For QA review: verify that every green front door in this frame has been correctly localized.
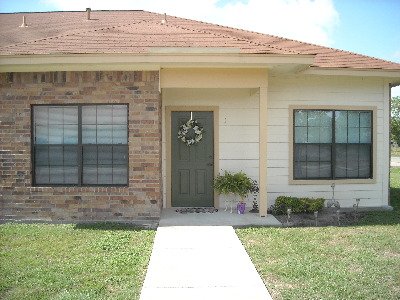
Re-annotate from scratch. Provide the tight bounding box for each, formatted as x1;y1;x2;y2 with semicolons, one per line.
171;111;214;207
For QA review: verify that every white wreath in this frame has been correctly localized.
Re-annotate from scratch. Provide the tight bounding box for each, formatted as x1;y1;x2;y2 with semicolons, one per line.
177;119;204;146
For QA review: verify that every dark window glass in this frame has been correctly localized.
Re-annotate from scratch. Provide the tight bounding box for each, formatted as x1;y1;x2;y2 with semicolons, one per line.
82;145;128;185
293;110;333;179
293;109;372;180
32;105;128;186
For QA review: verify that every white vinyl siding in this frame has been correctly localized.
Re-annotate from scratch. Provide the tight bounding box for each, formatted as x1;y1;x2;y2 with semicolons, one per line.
267;75;389;207
162;88;259;208
161;74;390;208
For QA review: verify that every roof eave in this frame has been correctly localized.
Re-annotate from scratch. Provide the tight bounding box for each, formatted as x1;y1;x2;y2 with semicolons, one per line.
301;66;400;81
0;52;315;72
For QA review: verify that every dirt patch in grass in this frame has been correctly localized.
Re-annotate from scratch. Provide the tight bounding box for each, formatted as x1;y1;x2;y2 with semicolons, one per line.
265;274;299;300
382;250;400;259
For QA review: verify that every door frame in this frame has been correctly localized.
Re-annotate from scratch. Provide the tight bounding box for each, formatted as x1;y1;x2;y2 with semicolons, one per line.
166;106;219;208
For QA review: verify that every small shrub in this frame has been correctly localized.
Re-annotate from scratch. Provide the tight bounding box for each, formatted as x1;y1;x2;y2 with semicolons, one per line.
304;197;325;212
269;196;324;215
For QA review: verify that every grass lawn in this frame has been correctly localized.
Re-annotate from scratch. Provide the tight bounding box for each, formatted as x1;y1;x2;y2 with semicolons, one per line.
0;223;155;300
237;168;400;300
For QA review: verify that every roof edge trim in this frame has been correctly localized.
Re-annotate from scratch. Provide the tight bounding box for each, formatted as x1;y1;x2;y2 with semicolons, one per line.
0;53;315;72
302;67;400;79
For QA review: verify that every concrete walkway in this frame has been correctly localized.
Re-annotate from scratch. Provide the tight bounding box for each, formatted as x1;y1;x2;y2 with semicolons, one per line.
159;208;282;227
392;156;400;167
140;226;273;300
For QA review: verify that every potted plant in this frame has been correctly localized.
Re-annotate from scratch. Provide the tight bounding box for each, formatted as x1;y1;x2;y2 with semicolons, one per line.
213;171;253;214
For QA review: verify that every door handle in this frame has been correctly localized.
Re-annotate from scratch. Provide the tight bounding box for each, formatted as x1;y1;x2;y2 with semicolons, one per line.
207;162;214;166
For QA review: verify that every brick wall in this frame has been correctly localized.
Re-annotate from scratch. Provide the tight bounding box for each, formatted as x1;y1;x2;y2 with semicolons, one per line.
0;71;162;223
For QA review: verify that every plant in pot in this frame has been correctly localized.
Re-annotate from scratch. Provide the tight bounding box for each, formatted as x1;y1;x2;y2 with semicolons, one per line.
213;171;253;214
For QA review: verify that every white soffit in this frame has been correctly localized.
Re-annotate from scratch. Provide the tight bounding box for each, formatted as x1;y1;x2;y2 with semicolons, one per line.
0;53;315;72
302;67;400;80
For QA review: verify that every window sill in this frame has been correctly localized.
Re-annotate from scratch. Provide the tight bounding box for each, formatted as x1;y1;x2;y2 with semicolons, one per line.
288;178;376;185
32;184;129;188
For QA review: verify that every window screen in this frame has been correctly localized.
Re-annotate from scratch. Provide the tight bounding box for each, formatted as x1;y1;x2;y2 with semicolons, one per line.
293;109;372;180
32;105;128;186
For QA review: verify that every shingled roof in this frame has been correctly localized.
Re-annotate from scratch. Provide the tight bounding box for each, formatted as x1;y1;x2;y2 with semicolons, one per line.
1;10;399;70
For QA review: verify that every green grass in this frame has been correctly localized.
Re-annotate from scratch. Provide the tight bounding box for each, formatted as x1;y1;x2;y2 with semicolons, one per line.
237;167;400;300
0;223;155;300
391;167;400;202
392;147;400;157
2;172;400;300
354;167;400;225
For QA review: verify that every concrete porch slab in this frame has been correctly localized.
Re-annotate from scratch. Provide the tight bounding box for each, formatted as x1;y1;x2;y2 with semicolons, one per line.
158;208;282;227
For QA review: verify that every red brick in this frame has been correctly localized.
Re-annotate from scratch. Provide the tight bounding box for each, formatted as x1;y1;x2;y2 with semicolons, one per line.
0;71;162;222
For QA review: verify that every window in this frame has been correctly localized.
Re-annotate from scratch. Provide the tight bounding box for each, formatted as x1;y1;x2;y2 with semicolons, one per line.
293;109;372;180
32;105;128;186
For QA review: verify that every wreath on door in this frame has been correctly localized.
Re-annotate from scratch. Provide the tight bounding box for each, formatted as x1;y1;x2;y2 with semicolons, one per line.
178;119;204;146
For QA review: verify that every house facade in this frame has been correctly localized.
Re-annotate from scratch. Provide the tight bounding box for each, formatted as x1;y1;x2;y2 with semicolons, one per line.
1;10;399;222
